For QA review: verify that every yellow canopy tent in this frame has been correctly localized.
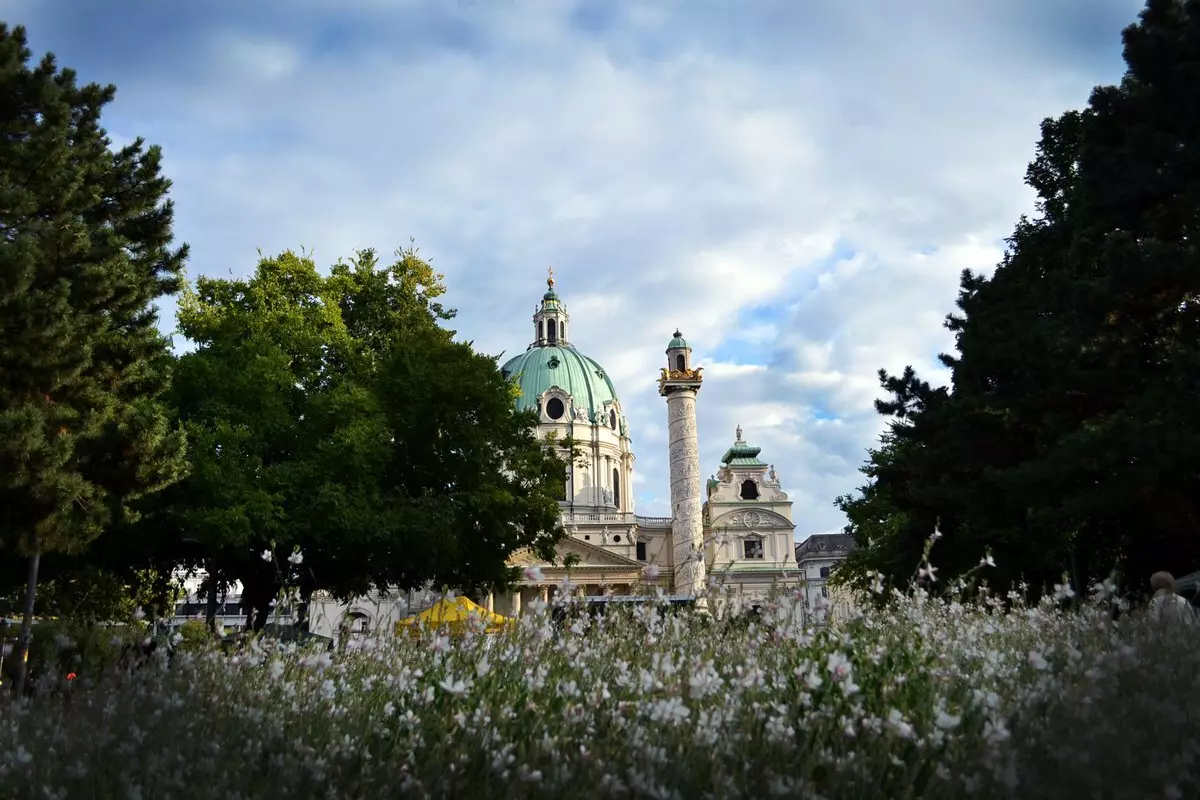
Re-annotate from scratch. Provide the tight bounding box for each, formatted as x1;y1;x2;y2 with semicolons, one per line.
395;596;514;637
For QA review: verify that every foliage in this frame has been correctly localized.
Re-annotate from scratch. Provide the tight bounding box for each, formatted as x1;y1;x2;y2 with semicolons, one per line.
837;0;1200;597
0;24;189;563
0;565;174;623
0;568;1195;799
136;247;568;627
0;617;149;689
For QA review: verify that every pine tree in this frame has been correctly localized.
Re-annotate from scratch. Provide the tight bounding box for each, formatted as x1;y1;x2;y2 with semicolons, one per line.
0;25;188;693
838;0;1200;598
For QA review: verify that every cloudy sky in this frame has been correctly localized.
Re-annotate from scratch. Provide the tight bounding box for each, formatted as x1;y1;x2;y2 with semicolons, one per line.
6;0;1145;537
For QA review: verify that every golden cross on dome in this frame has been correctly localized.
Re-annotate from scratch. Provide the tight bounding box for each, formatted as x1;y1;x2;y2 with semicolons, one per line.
547;265;555;287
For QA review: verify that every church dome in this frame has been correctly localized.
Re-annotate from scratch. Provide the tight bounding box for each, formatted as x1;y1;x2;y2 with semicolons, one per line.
501;345;619;423
666;329;689;351
502;271;622;426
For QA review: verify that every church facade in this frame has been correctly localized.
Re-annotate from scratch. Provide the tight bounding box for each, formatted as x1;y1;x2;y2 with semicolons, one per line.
486;274;805;614
307;275;810;639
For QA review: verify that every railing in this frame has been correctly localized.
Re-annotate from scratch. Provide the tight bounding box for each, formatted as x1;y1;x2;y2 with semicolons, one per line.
560;512;673;527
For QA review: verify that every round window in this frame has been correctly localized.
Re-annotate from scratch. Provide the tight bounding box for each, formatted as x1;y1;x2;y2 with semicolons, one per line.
546;397;565;420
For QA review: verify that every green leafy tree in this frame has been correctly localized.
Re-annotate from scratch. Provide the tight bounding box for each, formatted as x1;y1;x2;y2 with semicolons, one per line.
838;0;1200;599
154;247;568;628
0;25;188;692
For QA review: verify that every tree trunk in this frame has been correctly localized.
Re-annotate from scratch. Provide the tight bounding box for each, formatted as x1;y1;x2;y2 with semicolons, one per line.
205;572;218;632
13;551;41;697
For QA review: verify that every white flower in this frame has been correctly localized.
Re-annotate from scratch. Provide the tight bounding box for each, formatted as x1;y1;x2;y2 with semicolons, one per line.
522;566;544;583
826;651;852;680
439;677;472;697
1053;581;1076;601
643;564;661;581
133;606;146;621
1028;651;1049;670
980;554;995;568
935;710;961;730
929;527;943;541
918;564;939;582
476;657;491;679
288;549;303;565
261;549;273;562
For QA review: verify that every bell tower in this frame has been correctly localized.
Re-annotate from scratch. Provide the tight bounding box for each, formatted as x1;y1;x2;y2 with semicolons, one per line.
658;330;707;602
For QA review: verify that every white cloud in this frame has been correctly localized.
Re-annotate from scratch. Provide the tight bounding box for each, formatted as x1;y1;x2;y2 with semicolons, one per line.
29;0;1145;536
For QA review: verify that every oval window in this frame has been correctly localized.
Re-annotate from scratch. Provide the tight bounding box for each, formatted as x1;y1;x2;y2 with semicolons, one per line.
546;397;565;420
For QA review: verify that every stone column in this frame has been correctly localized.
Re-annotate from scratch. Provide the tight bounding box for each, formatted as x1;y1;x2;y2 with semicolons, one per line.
663;388;707;601
540;586;549;605
486;592;495;613
512;590;522;616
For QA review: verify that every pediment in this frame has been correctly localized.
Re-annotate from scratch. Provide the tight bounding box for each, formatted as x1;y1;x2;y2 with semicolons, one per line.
557;536;644;567
709;508;794;531
507;537;643;570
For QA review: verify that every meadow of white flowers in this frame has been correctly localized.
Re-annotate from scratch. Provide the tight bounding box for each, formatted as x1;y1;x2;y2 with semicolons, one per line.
1;562;1197;800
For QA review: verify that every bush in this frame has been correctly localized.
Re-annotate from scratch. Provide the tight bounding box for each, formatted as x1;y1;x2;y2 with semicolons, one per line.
0;618;150;692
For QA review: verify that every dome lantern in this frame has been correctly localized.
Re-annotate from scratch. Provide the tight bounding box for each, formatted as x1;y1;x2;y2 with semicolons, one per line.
532;266;569;346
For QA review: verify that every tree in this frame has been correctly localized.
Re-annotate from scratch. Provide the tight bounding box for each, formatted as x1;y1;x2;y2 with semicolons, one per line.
837;0;1200;599
153;248;568;628
0;26;188;692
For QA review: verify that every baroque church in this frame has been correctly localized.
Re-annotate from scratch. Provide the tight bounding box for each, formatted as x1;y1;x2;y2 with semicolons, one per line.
302;273;810;638
487;272;803;614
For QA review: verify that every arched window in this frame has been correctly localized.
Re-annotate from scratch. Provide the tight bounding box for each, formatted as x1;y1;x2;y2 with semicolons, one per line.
675;354;685;371
609;409;617;429
538;321;544;341
547;319;557;342
819;566;831;579
612;467;620;508
740;479;759;500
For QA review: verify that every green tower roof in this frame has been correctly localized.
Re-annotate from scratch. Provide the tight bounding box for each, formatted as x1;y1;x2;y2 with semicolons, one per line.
720;425;767;467
666;329;689;351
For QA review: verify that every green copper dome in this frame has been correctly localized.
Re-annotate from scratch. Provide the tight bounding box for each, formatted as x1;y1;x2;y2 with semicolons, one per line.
501;344;619;423
666;329;689;351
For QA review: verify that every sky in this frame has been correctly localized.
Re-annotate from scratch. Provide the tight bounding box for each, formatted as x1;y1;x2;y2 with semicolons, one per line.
3;0;1146;538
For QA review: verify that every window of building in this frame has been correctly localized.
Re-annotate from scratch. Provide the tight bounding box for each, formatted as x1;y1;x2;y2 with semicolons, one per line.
819;566;830;579
820;586;828;598
740;479;759;500
612;467;620;507
609;409;617;429
538;321;544;341
546;397;565;420
547;319;557;342
636;541;647;561
743;539;764;559
675;354;685;371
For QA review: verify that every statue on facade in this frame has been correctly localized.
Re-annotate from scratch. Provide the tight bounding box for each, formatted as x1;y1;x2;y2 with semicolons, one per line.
769;464;777;483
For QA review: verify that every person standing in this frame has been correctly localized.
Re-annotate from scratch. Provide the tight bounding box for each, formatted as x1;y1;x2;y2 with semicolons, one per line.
1149;572;1195;625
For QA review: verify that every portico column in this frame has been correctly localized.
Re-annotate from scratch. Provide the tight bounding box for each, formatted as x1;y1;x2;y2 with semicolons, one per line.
512;590;522;616
486;592;495;613
540;586;549;604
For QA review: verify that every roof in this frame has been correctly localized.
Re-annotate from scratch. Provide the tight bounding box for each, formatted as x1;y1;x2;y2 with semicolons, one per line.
720;427;767;468
794;533;856;561
501;344;621;423
666;329;689;351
